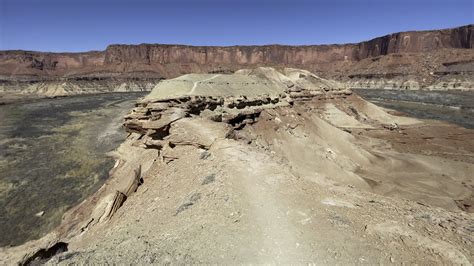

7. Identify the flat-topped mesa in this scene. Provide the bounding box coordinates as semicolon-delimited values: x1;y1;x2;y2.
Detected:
2;25;471;77
103;24;473;66
123;67;351;148
1;25;472;95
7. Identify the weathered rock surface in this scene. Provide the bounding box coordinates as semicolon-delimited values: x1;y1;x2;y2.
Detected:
1;25;473;97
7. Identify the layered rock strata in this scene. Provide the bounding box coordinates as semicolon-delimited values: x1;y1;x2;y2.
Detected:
1;25;473;96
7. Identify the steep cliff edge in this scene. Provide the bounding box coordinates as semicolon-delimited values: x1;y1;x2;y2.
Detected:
0;24;473;97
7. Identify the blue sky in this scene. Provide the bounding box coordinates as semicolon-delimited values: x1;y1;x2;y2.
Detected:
0;0;472;52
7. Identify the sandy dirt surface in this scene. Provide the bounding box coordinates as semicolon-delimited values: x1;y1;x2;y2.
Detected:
44;117;474;264
50;113;474;264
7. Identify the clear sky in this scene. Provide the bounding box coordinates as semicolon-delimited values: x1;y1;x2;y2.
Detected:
0;0;472;52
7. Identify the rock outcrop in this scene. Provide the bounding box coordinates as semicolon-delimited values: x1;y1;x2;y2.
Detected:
0;24;473;97
123;68;351;151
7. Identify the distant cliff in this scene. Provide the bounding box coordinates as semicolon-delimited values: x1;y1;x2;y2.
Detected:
0;24;473;96
103;24;473;65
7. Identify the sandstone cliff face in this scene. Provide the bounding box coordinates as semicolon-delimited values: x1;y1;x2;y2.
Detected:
353;24;473;58
103;24;473;66
0;51;105;79
0;24;472;95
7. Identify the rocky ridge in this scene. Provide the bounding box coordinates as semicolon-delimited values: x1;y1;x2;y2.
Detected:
1;67;472;264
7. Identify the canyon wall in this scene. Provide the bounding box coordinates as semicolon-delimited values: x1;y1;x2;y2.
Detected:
0;24;473;96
